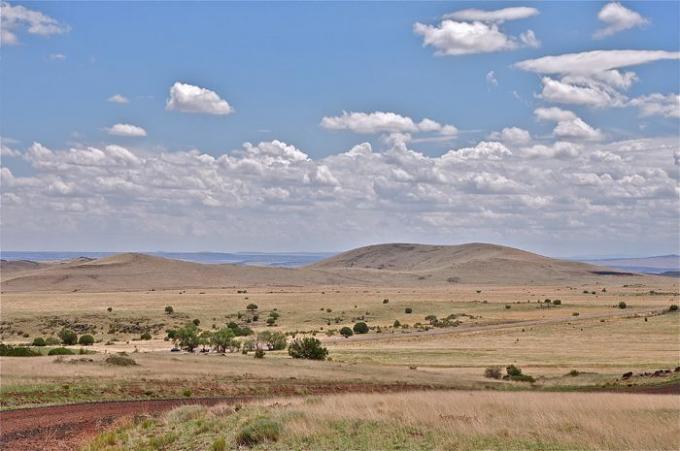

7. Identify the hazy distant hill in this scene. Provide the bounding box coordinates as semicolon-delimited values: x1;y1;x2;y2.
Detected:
1;243;655;292
580;255;680;275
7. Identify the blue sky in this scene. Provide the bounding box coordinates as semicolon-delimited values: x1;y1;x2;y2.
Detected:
1;2;679;256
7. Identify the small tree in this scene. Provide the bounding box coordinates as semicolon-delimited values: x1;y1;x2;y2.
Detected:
211;327;237;353
288;337;328;360
165;305;174;315
247;303;258;311
78;334;95;346
339;327;353;338
174;324;200;351
58;328;78;346
199;330;213;351
257;331;287;350
353;322;369;334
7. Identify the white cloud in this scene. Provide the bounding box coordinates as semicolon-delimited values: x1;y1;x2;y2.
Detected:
0;1;69;46
414;7;539;56
166;82;234;115
48;53;65;60
515;50;679;75
534;107;603;141
320;111;457;138
106;123;147;137
444;7;539;23
3;135;677;253
594;2;649;38
486;70;498;87
629;93;680;118
488;127;532;144
107;94;129;104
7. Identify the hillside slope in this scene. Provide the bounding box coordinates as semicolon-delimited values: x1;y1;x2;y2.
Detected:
0;244;652;292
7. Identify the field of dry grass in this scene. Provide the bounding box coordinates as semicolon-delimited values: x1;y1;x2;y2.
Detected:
87;390;680;450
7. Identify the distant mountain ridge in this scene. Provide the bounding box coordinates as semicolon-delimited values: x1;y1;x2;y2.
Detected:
579;255;680;274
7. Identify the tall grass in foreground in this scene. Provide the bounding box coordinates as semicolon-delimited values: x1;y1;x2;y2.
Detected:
86;390;679;450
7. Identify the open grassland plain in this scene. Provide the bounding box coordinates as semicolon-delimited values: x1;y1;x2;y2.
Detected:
86;390;680;450
1;283;679;410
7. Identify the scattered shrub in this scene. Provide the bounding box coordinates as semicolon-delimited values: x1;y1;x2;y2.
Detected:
404;308;413;314
58;328;78;346
339;327;353;338
382;298;389;304
48;347;75;356
0;344;41;357
105;355;137;366
32;337;46;347
165;305;174;315
618;301;627;309
78;334;95;346
552;299;562;305
352;322;369;334
484;367;502;379
288;337;328;360
192;319;201;326
235;418;281;446
140;332;152;340
254;349;265;359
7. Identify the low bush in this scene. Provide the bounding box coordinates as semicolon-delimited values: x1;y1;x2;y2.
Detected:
288;337;328;360
140;332;152;340
552;299;561;305
568;369;580;377
192;319;201;326
669;304;678;312
78;334;95;346
352;322;369;334
235;418;281;447
393;320;401;327
505;364;535;382
105;355;137;366
404;308;413;314
339;327;353;338
266;317;276;326
45;336;61;346
247;303;258;311
382;298;389;304
58;328;78;346
618;301;627;309
48;347;75;356
32;337;47;347
0;344;41;357
165;305;174;315
484;367;502;379
254;349;265;359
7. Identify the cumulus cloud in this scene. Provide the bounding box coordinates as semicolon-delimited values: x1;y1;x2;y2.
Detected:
3;134;677;252
534;107;602;141
516;50;679;109
107;94;129;104
320;111;457;141
166;82;234;115
486;70;498;87
414;7;539;56
629;93;680;118
0;1;69;46
594;2;649;38
488;127;532;145
106;123;147;137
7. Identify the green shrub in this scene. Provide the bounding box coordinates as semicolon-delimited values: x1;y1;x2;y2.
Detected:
58;328;78;346
247;303;258;311
669;304;678;312
211;437;226;451
506;364;523;377
0;344;41;357
288;337;328;360
235;418;281;446
353;322;369;334
78;334;95;346
105;355;137;366
404;308;413;314
254;349;265;359
48;347;75;356
166;329;177;339
45;336;61;346
393;320;401;327
552;299;561;305
192;319;201;326
618;301;627;309
266;317;276;326
165;305;174;315
506;364;535;382
32;337;46;347
339;327;353;338
140;332;152;340
182;388;192;397
174;324;200;351
256;331;287;351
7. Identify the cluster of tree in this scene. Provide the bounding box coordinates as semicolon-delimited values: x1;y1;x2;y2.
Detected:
167;323;287;353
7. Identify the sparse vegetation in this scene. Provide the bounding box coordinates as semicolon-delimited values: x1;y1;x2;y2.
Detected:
105;354;137;366
0;344;41;357
48;347;75;356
